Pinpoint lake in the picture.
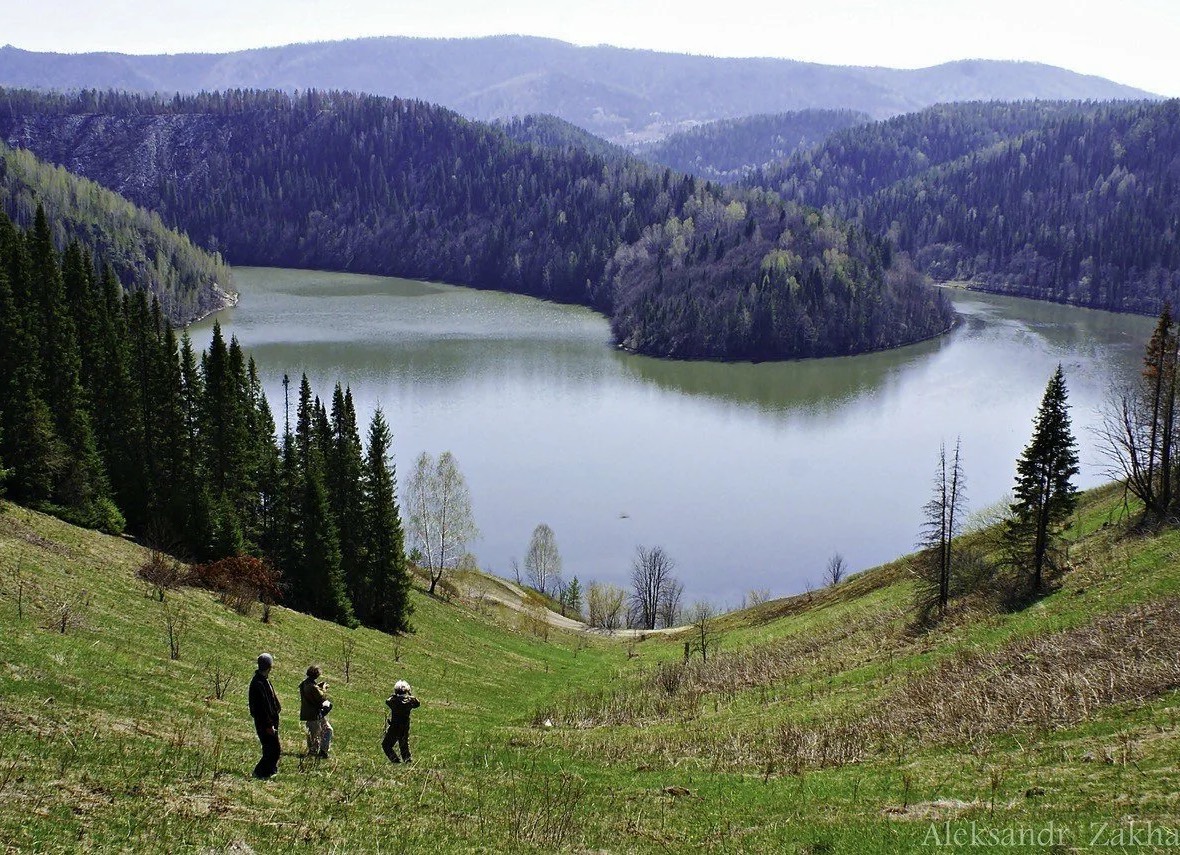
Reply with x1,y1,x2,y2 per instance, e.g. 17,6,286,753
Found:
191,269,1155,606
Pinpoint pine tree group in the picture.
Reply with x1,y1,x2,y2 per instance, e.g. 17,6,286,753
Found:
0,208,411,630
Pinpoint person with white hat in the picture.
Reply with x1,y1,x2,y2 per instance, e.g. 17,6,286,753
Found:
383,679,421,764
248,653,282,778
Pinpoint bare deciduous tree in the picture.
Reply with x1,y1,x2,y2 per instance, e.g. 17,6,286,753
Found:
657,578,684,629
586,582,626,631
686,601,721,663
1097,307,1178,522
824,553,848,588
162,600,188,660
524,523,562,597
745,588,771,608
406,451,479,596
629,545,677,630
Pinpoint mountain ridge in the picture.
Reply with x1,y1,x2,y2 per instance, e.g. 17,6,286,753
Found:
0,36,1156,143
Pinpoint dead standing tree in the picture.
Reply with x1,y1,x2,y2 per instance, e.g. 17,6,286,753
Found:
916,438,966,617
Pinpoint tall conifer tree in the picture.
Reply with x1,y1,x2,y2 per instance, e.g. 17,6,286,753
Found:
1006,365,1080,591
362,407,412,632
329,384,367,613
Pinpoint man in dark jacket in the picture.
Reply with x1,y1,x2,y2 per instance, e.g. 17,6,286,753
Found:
383,680,420,764
248,652,282,778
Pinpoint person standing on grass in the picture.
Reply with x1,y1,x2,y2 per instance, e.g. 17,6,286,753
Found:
299,665,333,758
248,652,282,778
383,680,420,764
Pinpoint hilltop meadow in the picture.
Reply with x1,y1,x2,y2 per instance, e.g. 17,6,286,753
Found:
2,480,1179,853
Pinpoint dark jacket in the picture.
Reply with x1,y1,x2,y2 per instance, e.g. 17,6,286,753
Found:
249,670,281,728
299,677,327,722
386,693,420,730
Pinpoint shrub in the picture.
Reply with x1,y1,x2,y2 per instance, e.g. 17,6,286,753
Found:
136,552,185,601
185,556,282,614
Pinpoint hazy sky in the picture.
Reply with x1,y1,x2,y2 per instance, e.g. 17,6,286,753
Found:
3,0,1177,96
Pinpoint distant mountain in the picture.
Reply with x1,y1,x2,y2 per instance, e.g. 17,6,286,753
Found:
638,109,870,183
0,37,1157,143
0,141,232,323
757,100,1180,315
0,87,952,361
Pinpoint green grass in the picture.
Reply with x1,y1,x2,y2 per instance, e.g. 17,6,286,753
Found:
3,485,1180,852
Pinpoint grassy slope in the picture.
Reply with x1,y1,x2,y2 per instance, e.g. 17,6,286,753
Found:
2,484,1179,852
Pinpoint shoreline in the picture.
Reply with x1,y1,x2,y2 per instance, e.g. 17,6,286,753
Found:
185,282,239,326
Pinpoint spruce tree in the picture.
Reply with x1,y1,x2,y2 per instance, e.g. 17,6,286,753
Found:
329,384,367,615
88,264,146,530
301,462,356,627
247,358,281,556
362,407,412,632
1006,365,1079,591
27,206,111,521
288,374,355,624
178,332,214,557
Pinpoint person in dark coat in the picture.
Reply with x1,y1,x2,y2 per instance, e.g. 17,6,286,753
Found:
383,680,420,764
248,652,282,778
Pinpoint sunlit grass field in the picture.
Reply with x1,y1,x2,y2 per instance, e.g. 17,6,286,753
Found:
2,483,1179,852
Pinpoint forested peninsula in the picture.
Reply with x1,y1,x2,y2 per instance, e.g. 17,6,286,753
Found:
0,88,952,361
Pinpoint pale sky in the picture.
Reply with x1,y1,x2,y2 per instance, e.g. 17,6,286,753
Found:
2,0,1177,96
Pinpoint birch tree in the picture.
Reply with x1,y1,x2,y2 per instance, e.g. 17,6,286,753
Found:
524,523,562,597
406,451,478,596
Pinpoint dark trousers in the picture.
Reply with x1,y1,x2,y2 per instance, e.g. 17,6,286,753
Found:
383,724,411,762
254,724,281,778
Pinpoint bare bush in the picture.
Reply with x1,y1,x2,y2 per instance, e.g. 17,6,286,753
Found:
518,603,550,640
163,600,188,660
4,559,31,620
210,665,233,700
137,551,185,602
501,768,587,849
745,588,772,608
43,587,89,634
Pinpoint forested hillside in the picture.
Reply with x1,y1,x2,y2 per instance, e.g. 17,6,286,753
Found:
0,88,952,361
0,208,411,630
758,100,1180,314
639,110,868,183
497,114,632,162
0,142,232,324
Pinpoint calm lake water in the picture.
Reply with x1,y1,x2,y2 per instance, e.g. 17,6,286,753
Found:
191,268,1155,606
